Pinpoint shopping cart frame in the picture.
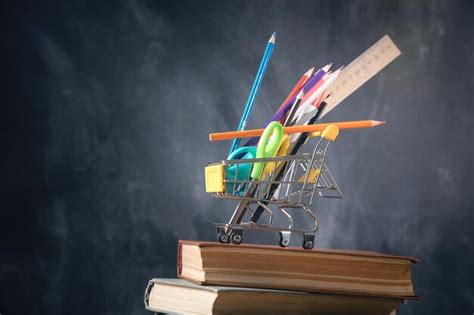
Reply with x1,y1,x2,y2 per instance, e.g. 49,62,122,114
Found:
205,129,342,249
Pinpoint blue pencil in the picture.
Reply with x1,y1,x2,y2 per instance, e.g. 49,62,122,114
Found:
228,32,276,156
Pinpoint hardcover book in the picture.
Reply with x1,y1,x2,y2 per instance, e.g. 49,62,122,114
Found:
177,240,418,300
145,278,401,315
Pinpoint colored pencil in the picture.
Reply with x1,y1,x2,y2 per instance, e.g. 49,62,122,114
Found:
210,120,385,141
255,63,331,136
275,63,331,113
275,66,314,112
228,32,276,156
291,68,341,125
283,90,304,126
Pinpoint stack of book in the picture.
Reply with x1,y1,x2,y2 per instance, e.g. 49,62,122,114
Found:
144,240,418,314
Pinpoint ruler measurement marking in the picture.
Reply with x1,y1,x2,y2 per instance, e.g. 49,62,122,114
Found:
320,35,400,118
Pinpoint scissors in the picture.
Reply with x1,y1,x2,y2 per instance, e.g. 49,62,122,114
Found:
225,121,284,195
225,146,257,195
261,134,289,178
251,121,284,180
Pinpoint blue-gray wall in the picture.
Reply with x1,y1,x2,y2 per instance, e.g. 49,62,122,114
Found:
1,0,473,314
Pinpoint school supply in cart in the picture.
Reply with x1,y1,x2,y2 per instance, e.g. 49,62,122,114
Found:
321,35,401,118
228,32,276,155
209,119,385,141
276,66,314,111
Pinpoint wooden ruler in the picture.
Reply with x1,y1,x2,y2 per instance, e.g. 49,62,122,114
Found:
321,35,401,118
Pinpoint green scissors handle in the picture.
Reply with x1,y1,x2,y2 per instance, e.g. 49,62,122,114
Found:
251,121,283,180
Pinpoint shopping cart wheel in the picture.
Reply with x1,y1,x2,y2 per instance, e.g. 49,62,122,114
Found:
217,228,230,243
231,228,244,245
279,231,291,247
302,233,315,250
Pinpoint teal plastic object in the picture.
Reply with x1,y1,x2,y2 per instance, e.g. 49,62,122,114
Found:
225,146,257,195
251,121,283,180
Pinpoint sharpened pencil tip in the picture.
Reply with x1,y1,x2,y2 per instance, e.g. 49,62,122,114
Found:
306,67,315,76
322,63,333,73
269,32,276,43
374,120,386,126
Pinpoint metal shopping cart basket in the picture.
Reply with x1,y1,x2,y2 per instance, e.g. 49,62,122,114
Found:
204,124,342,249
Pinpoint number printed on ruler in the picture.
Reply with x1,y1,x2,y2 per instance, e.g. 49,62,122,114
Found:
321,35,401,117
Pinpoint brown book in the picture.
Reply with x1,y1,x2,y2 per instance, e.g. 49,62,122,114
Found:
177,240,418,300
145,278,401,315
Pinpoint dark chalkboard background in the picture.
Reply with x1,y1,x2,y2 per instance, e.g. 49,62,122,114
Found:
1,0,473,314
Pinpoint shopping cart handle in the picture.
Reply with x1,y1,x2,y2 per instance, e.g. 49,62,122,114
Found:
308,124,339,141
321,124,339,142
308,131,321,138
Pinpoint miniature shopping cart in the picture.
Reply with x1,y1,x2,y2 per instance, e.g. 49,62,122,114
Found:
204,124,342,250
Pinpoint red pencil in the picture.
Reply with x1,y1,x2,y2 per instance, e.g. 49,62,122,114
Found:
276,66,314,112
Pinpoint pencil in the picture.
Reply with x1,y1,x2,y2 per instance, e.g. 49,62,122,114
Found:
258,63,330,132
275,66,314,112
283,90,304,126
249,101,329,223
228,32,276,155
210,120,385,141
291,68,341,124
299,64,332,94
301,68,341,107
275,63,331,113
